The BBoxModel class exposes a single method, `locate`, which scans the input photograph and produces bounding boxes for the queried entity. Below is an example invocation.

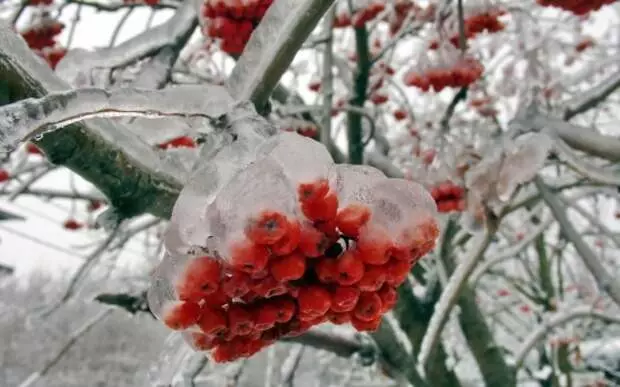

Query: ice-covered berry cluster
[536,0,616,15]
[148,128,439,363]
[430,181,466,213]
[404,56,484,92]
[201,0,273,55]
[19,18,67,69]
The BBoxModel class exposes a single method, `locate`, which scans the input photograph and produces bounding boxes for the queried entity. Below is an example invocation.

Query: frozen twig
[417,229,493,372]
[514,305,620,368]
[535,176,620,307]
[552,137,620,186]
[179,353,208,387]
[564,70,620,120]
[17,308,113,387]
[227,0,337,111]
[56,0,199,77]
[0,85,233,151]
[284,330,373,359]
[279,345,305,387]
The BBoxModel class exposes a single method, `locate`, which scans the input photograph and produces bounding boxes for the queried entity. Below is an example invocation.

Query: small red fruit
[245,210,289,245]
[0,169,9,182]
[297,286,332,321]
[229,239,270,274]
[189,332,217,351]
[272,296,296,323]
[250,275,288,298]
[63,219,83,230]
[162,300,202,330]
[354,292,383,322]
[385,259,411,286]
[298,223,330,257]
[271,220,301,256]
[198,307,228,337]
[315,259,338,283]
[269,251,306,282]
[297,179,330,203]
[202,288,230,309]
[176,256,222,302]
[358,265,386,292]
[228,304,255,336]
[336,204,371,237]
[356,227,391,265]
[221,270,251,299]
[330,286,360,312]
[327,311,351,325]
[351,315,382,332]
[378,285,398,312]
[301,191,339,222]
[336,250,365,286]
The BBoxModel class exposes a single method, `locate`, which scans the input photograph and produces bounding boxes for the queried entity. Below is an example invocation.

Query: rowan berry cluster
[430,181,466,213]
[430,9,505,49]
[29,0,53,5]
[404,57,484,92]
[157,136,197,150]
[20,19,67,69]
[151,132,440,363]
[333,1,385,28]
[536,0,616,15]
[201,0,273,55]
[0,169,9,183]
[278,118,318,138]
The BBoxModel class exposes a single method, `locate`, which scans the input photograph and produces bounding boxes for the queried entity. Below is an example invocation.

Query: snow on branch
[56,0,200,83]
[0,85,234,151]
[417,229,493,373]
[564,70,620,119]
[514,305,620,368]
[227,0,336,110]
[552,137,620,186]
[535,176,620,307]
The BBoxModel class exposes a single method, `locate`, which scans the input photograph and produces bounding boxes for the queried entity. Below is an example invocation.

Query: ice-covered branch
[514,109,620,162]
[0,85,233,151]
[56,0,199,80]
[417,229,493,372]
[285,330,374,359]
[514,305,620,368]
[227,0,336,111]
[0,20,184,219]
[552,137,620,186]
[17,308,113,387]
[535,177,620,307]
[564,70,620,119]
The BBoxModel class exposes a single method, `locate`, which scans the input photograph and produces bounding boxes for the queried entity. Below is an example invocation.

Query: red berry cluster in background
[19,19,67,69]
[29,0,53,5]
[123,0,160,5]
[201,0,273,55]
[430,9,506,49]
[404,57,484,92]
[536,0,616,15]
[0,169,9,183]
[162,189,439,361]
[430,181,466,213]
[157,136,197,150]
[333,1,385,28]
[63,218,84,230]
[279,119,318,138]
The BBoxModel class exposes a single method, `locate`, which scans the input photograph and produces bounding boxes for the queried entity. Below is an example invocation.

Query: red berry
[358,265,386,292]
[298,223,330,257]
[245,210,289,245]
[176,256,222,302]
[297,286,331,321]
[269,251,306,282]
[385,259,411,286]
[250,275,288,298]
[212,343,239,363]
[378,284,398,312]
[271,220,301,256]
[301,192,339,222]
[63,219,83,230]
[354,292,383,322]
[330,286,360,312]
[297,179,330,203]
[188,332,217,351]
[351,315,382,332]
[327,311,351,325]
[253,301,280,331]
[26,143,42,155]
[229,239,270,274]
[315,258,338,283]
[162,300,202,330]
[356,227,391,265]
[336,204,371,237]
[198,307,228,337]
[228,304,255,336]
[202,288,230,309]
[0,169,9,182]
[272,296,297,323]
[221,270,251,299]
[336,250,365,286]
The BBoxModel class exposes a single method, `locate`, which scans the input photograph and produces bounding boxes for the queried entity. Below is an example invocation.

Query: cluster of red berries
[536,0,616,15]
[333,2,385,28]
[157,136,197,150]
[0,169,9,183]
[403,58,484,92]
[431,10,505,49]
[430,181,466,213]
[279,119,318,138]
[20,20,67,69]
[158,164,439,362]
[29,0,53,5]
[201,0,273,55]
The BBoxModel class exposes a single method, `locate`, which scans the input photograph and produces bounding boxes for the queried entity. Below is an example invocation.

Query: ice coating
[256,131,335,185]
[333,164,387,205]
[147,251,188,321]
[210,157,298,258]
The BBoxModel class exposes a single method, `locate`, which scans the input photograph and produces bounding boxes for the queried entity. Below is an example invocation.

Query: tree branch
[514,305,620,368]
[226,0,337,112]
[535,176,620,306]
[564,70,620,120]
